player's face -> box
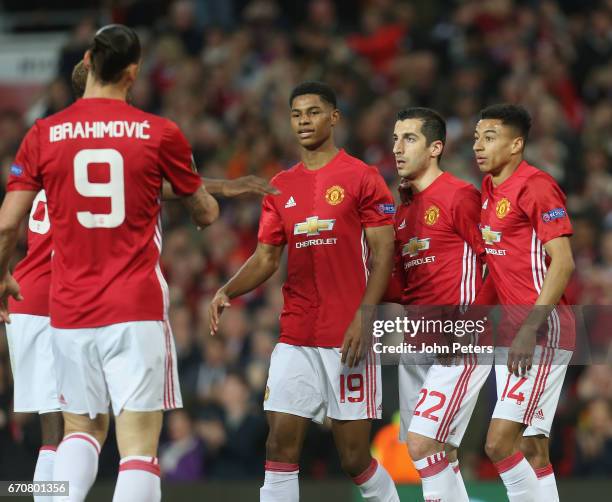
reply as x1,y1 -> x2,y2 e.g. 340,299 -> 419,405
392,119 -> 431,178
473,119 -> 523,174
290,94 -> 338,150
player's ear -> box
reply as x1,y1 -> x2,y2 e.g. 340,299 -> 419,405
83,50 -> 92,70
125,63 -> 139,86
330,108 -> 340,127
511,136 -> 524,155
430,140 -> 444,159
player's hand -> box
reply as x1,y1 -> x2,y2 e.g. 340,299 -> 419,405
209,290 -> 231,336
341,313 -> 365,368
507,326 -> 536,377
0,273 -> 23,323
222,176 -> 280,198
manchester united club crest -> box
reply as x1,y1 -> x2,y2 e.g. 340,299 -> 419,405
424,205 -> 440,226
496,198 -> 511,219
325,185 -> 345,205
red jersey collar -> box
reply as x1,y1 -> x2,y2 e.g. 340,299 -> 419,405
488,159 -> 529,190
411,171 -> 449,199
298,148 -> 346,174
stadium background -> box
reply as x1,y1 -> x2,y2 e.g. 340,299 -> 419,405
0,0 -> 610,500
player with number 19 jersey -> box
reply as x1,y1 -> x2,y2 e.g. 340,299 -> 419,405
7,98 -> 201,328
258,149 -> 394,422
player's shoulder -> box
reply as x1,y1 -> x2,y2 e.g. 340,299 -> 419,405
442,172 -> 479,193
340,151 -> 381,178
436,173 -> 480,208
517,161 -> 562,193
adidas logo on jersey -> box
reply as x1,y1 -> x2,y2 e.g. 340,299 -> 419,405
398,219 -> 406,230
285,196 -> 296,208
482,199 -> 489,209
534,408 -> 545,420
59,394 -> 67,405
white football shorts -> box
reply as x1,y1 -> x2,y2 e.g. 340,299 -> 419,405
399,352 -> 492,447
52,320 -> 182,418
5,314 -> 60,413
492,346 -> 572,437
264,342 -> 382,423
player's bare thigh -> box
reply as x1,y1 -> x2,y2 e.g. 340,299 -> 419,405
63,412 -> 109,447
265,411 -> 310,464
115,410 -> 164,458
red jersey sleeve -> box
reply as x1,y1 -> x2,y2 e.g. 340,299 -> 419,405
518,174 -> 573,244
158,120 -> 202,196
358,166 -> 394,227
451,185 -> 485,259
7,122 -> 42,192
258,194 -> 286,246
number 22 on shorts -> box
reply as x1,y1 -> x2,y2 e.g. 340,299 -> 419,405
414,389 -> 447,422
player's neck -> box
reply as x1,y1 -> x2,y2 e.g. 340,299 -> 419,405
301,139 -> 339,171
83,85 -> 128,101
409,164 -> 443,193
83,74 -> 129,101
490,156 -> 522,187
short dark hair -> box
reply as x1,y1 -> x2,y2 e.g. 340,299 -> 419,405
289,81 -> 337,108
89,24 -> 141,84
480,103 -> 531,141
71,60 -> 87,98
396,107 -> 446,147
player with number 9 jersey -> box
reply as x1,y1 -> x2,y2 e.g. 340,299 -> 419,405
7,100 -> 202,328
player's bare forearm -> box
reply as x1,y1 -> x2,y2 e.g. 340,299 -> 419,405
522,236 -> 575,330
0,191 -> 37,276
181,185 -> 219,227
221,242 -> 284,299
0,227 -> 18,278
361,225 -> 395,307
163,176 -> 279,200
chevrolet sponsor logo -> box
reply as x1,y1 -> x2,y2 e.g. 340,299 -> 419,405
402,237 -> 430,257
481,225 -> 502,245
294,216 -> 335,236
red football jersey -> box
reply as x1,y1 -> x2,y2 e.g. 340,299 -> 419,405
9,190 -> 52,316
390,173 -> 489,346
393,172 -> 484,306
7,98 -> 202,328
480,160 -> 574,350
258,149 -> 394,347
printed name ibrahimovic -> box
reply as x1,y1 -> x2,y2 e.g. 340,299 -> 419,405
372,342 -> 493,354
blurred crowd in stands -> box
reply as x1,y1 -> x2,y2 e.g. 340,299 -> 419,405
0,0 -> 610,483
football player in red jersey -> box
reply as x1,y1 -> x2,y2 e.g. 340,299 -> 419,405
1,58 -> 276,498
386,107 -> 494,502
474,104 -> 575,502
209,82 -> 400,502
0,25 -> 219,502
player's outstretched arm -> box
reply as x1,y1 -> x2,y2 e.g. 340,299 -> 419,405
162,176 -> 280,200
508,236 -> 575,376
0,191 -> 36,321
209,242 -> 284,335
342,224 -> 395,367
181,185 -> 219,228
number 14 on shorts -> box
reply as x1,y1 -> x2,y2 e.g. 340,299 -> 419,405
501,374 -> 527,405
